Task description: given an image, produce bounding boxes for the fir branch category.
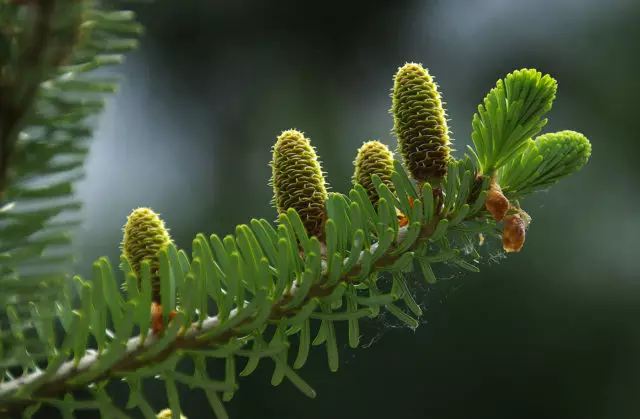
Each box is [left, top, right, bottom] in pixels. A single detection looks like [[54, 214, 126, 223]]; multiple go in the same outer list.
[[0, 0, 141, 384], [0, 0, 58, 199], [0, 211, 446, 415], [0, 4, 592, 415]]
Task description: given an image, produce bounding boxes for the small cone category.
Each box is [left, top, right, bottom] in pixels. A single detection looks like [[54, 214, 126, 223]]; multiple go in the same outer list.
[[270, 129, 329, 238], [353, 140, 395, 205], [122, 207, 172, 303], [392, 63, 451, 184]]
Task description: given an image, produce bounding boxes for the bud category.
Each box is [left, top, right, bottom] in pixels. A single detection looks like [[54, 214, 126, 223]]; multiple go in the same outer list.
[[270, 129, 328, 238], [122, 207, 172, 303], [392, 63, 451, 184], [396, 197, 415, 228], [502, 210, 531, 253], [485, 181, 510, 221], [353, 140, 395, 205]]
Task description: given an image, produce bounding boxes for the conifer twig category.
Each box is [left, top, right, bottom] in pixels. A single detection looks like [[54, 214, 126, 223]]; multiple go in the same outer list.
[[0, 215, 443, 415]]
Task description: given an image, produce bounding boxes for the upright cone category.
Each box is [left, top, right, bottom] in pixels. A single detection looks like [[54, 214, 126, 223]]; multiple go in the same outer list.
[[122, 207, 172, 303], [353, 140, 395, 205], [392, 63, 451, 184], [270, 129, 328, 238]]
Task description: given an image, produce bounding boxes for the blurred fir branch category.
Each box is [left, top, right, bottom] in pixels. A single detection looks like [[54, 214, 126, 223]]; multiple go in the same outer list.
[[0, 4, 592, 419], [0, 0, 140, 409]]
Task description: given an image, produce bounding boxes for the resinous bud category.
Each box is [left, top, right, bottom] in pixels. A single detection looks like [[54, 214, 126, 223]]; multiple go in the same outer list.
[[502, 210, 531, 253], [353, 140, 395, 205], [485, 181, 510, 221], [270, 129, 329, 238], [392, 63, 451, 184], [122, 207, 172, 303]]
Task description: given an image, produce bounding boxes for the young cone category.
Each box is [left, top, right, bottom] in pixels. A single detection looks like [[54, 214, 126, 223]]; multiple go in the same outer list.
[[392, 63, 451, 185], [353, 140, 395, 205], [270, 129, 329, 238], [121, 207, 172, 303]]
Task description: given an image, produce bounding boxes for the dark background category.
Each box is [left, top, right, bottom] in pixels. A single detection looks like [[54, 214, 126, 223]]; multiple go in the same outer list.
[[73, 0, 640, 418]]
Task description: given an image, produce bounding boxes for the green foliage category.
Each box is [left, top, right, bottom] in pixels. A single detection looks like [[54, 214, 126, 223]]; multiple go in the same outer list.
[[352, 140, 395, 205], [392, 62, 451, 184], [470, 68, 557, 175], [0, 0, 141, 371], [0, 3, 593, 418], [0, 159, 493, 418], [498, 130, 592, 199]]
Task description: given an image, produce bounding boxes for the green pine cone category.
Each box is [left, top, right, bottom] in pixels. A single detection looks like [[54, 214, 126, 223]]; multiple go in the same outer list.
[[353, 140, 395, 204], [270, 129, 328, 238], [392, 62, 451, 184], [499, 130, 591, 198], [122, 207, 172, 303]]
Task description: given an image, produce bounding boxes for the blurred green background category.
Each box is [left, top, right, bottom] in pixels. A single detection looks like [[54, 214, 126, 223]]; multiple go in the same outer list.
[[73, 0, 640, 417]]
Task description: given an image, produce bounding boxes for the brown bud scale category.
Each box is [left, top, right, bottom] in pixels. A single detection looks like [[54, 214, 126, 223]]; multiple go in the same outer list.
[[485, 182, 510, 221], [502, 213, 527, 253]]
